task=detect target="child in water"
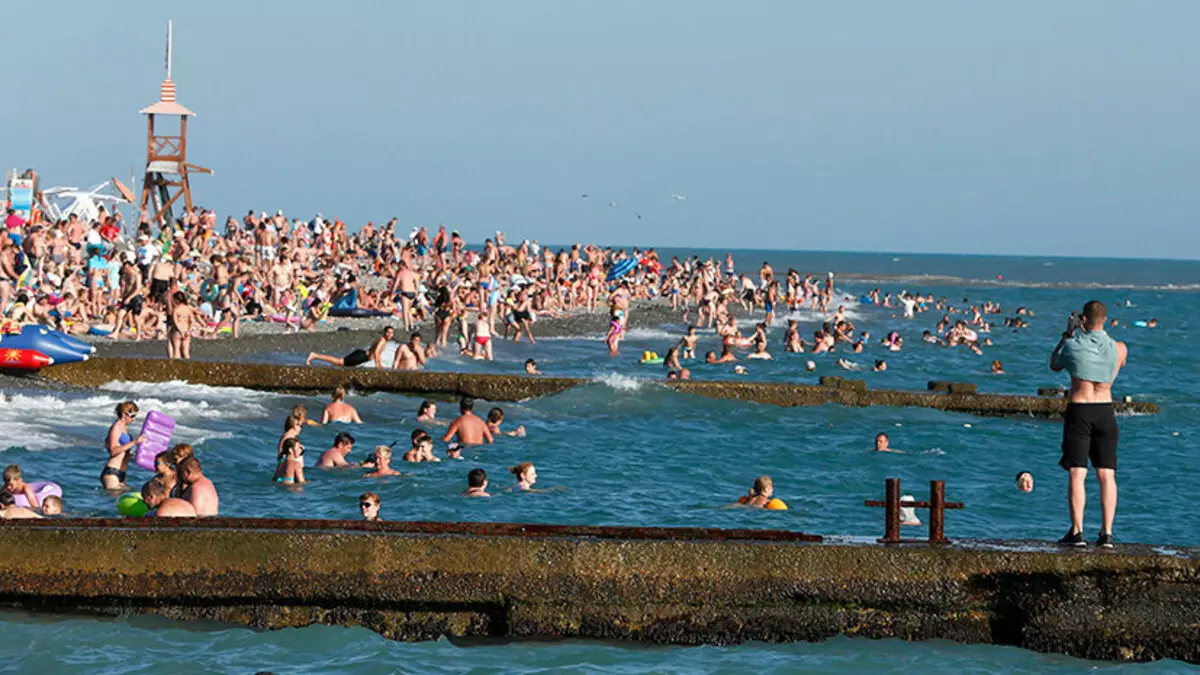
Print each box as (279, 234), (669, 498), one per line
(274, 438), (307, 484)
(3, 465), (40, 511)
(736, 476), (774, 508)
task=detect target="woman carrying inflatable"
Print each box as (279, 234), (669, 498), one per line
(103, 401), (144, 491)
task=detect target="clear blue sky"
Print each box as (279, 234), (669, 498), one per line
(4, 1), (1199, 258)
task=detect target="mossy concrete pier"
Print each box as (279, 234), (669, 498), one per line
(35, 357), (1159, 419)
(0, 519), (1195, 663)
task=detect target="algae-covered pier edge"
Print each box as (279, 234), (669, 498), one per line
(0, 518), (1195, 663)
(29, 357), (1159, 419)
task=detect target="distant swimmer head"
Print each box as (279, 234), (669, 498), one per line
(1016, 471), (1034, 493)
(805, 361), (817, 372)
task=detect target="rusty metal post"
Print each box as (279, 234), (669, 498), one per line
(930, 480), (946, 543)
(884, 478), (901, 543)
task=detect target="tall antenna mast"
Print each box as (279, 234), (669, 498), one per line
(165, 20), (173, 80)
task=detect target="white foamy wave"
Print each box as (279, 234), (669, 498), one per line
(923, 448), (946, 455)
(101, 380), (281, 404)
(591, 373), (648, 392)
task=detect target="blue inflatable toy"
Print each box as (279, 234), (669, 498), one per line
(0, 326), (90, 365)
(328, 289), (391, 318)
(606, 258), (637, 282)
(21, 325), (94, 356)
(860, 295), (873, 304)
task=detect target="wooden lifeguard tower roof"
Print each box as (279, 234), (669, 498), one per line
(140, 79), (194, 117)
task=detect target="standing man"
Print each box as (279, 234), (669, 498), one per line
(1050, 300), (1127, 548)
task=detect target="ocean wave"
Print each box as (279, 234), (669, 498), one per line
(839, 273), (1200, 292)
(591, 372), (649, 392)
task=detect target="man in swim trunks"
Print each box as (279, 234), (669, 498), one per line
(391, 260), (419, 331)
(178, 457), (219, 517)
(442, 397), (494, 446)
(307, 326), (395, 367)
(318, 432), (357, 467)
(1051, 300), (1127, 548)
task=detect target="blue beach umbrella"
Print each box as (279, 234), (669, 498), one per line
(606, 258), (637, 282)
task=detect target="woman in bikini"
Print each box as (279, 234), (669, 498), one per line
(102, 401), (144, 490)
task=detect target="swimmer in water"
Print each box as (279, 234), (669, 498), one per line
(735, 476), (773, 508)
(41, 495), (63, 516)
(364, 445), (403, 477)
(0, 492), (41, 519)
(317, 432), (357, 468)
(446, 442), (464, 460)
(991, 360), (1005, 374)
(274, 437), (307, 484)
(524, 358), (542, 375)
(486, 407), (526, 437)
(679, 326), (698, 360)
(873, 432), (903, 453)
(103, 401), (144, 491)
(1016, 471), (1034, 493)
(359, 492), (382, 521)
(404, 430), (432, 462)
(278, 413), (304, 458)
(416, 400), (444, 426)
(510, 462), (538, 492)
(442, 397), (495, 446)
(873, 359), (887, 372)
(154, 451), (178, 496)
(463, 468), (490, 497)
(321, 386), (363, 424)
(746, 338), (772, 360)
(3, 464), (40, 511)
(142, 478), (197, 518)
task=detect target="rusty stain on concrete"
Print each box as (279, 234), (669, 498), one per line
(36, 358), (1159, 419)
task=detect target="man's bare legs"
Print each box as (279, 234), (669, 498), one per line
(1097, 467), (1117, 535)
(306, 353), (344, 366)
(1067, 467), (1087, 535)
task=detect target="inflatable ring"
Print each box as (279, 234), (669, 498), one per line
(117, 492), (150, 517)
(13, 481), (61, 508)
(201, 280), (220, 303)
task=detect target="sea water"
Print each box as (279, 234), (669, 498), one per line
(0, 251), (1197, 673)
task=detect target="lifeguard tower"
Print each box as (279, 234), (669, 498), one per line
(139, 21), (211, 227)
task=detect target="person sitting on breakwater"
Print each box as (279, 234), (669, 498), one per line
(178, 457), (219, 517)
(873, 433), (903, 453)
(486, 407), (526, 438)
(41, 495), (63, 516)
(364, 445), (403, 477)
(736, 476), (773, 507)
(1016, 471), (1034, 493)
(3, 464), (40, 511)
(321, 386), (362, 424)
(317, 432), (357, 468)
(0, 492), (41, 519)
(359, 492), (382, 521)
(442, 398), (494, 446)
(463, 468), (490, 497)
(510, 462), (538, 492)
(141, 479), (196, 518)
(102, 401), (144, 491)
(306, 325), (395, 368)
(274, 438), (307, 484)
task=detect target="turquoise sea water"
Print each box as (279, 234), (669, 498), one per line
(1, 250), (1197, 672)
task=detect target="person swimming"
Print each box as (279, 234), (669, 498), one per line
(736, 476), (774, 508)
(510, 462), (537, 492)
(1016, 471), (1034, 493)
(463, 468), (490, 497)
(274, 437), (307, 484)
(321, 386), (362, 424)
(359, 491), (382, 521)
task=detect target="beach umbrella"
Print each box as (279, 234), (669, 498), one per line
(606, 258), (637, 282)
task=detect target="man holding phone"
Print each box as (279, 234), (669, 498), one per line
(1050, 300), (1128, 548)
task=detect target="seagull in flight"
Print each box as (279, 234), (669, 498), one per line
(670, 194), (687, 201)
(581, 193), (589, 198)
(608, 201), (617, 207)
(634, 212), (642, 220)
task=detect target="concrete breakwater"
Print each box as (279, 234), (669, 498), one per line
(0, 518), (1195, 663)
(32, 358), (1159, 419)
